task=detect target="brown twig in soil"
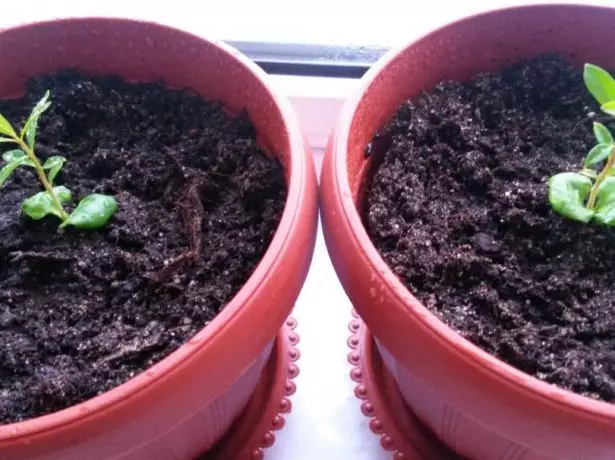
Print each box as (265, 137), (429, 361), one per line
(161, 281), (185, 292)
(8, 251), (74, 263)
(72, 267), (93, 285)
(162, 148), (187, 180)
(160, 148), (188, 201)
(207, 169), (231, 179)
(148, 252), (194, 283)
(147, 178), (205, 284)
(116, 250), (149, 270)
(100, 340), (159, 365)
(179, 178), (204, 260)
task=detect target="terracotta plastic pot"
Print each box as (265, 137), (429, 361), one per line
(321, 4), (615, 460)
(0, 18), (317, 460)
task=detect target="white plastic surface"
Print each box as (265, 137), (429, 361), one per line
(265, 150), (391, 459)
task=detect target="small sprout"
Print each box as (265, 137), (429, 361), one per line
(0, 91), (117, 229)
(549, 64), (615, 225)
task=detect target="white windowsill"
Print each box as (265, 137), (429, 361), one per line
(266, 75), (386, 460)
(270, 75), (358, 151)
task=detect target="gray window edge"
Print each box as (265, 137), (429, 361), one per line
(226, 41), (390, 78)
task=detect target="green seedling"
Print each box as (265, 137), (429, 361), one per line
(0, 91), (117, 229)
(548, 64), (615, 225)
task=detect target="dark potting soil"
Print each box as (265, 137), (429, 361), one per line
(0, 71), (286, 423)
(365, 54), (615, 402)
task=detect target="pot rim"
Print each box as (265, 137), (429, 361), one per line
(0, 16), (308, 438)
(332, 2), (615, 421)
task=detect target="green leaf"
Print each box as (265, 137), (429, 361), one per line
(42, 155), (66, 184)
(61, 194), (117, 229)
(2, 149), (26, 163)
(548, 172), (595, 223)
(0, 160), (22, 186)
(0, 114), (17, 138)
(53, 185), (72, 203)
(0, 150), (37, 185)
(2, 149), (35, 168)
(584, 143), (614, 166)
(584, 64), (615, 105)
(21, 90), (51, 148)
(21, 186), (71, 220)
(594, 177), (615, 225)
(602, 101), (615, 118)
(593, 122), (613, 144)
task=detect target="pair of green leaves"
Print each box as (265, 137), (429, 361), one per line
(20, 185), (117, 229)
(0, 149), (66, 187)
(549, 172), (615, 225)
(22, 185), (72, 220)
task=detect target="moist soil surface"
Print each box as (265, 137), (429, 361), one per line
(0, 71), (285, 423)
(366, 54), (615, 402)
